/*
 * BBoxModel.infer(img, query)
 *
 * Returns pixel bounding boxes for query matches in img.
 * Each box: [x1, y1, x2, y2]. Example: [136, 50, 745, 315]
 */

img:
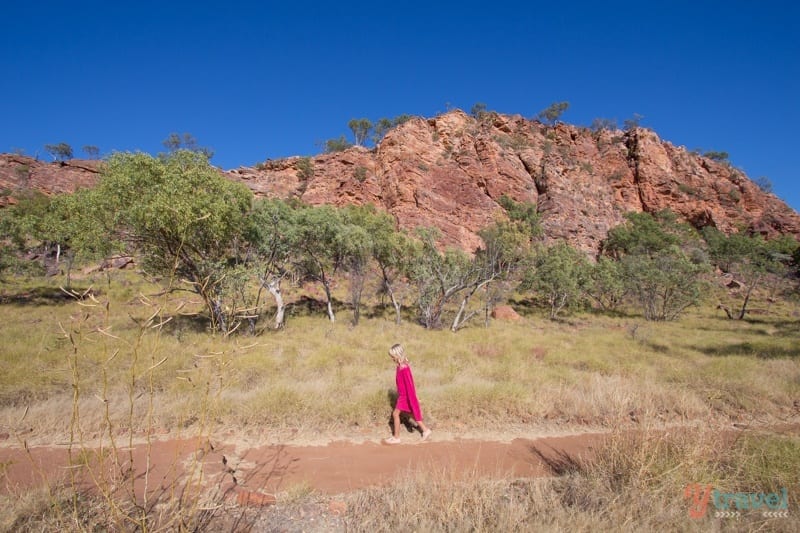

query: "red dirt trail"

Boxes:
[0, 433, 605, 500]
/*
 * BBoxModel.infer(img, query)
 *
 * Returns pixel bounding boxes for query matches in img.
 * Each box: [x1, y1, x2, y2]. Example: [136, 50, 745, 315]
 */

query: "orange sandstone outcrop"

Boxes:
[225, 111, 800, 254]
[3, 111, 798, 255]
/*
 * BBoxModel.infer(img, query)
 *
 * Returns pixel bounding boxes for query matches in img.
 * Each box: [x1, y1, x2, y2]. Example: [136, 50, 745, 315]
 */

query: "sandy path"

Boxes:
[0, 432, 605, 499]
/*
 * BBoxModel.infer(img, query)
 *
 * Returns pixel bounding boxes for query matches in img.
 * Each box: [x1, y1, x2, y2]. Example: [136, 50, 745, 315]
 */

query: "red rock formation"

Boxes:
[491, 305, 521, 321]
[0, 155, 100, 206]
[3, 111, 799, 255]
[226, 111, 800, 254]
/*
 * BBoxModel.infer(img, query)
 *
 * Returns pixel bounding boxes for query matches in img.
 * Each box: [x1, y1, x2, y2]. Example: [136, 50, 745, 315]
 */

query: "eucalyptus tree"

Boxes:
[82, 145, 100, 159]
[73, 150, 253, 332]
[498, 195, 543, 241]
[412, 233, 504, 331]
[522, 241, 590, 320]
[622, 250, 705, 321]
[370, 213, 418, 325]
[0, 191, 55, 277]
[44, 142, 73, 162]
[409, 228, 489, 330]
[370, 115, 414, 145]
[585, 256, 627, 312]
[162, 132, 214, 159]
[450, 218, 531, 330]
[292, 204, 346, 322]
[371, 118, 394, 145]
[347, 118, 373, 147]
[411, 196, 541, 331]
[333, 205, 379, 325]
[470, 102, 489, 120]
[245, 198, 298, 329]
[703, 227, 798, 319]
[324, 136, 352, 153]
[536, 101, 569, 125]
[603, 210, 708, 321]
[0, 188, 111, 283]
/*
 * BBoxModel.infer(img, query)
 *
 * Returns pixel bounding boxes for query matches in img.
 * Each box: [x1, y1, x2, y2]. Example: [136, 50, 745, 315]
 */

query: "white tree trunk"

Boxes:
[267, 279, 286, 329]
[323, 282, 336, 323]
[451, 279, 492, 332]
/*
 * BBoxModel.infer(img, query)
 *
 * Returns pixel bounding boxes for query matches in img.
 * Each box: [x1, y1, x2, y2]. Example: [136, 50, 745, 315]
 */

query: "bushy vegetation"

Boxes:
[1, 151, 798, 336]
[536, 101, 570, 125]
[43, 142, 73, 162]
[323, 114, 414, 152]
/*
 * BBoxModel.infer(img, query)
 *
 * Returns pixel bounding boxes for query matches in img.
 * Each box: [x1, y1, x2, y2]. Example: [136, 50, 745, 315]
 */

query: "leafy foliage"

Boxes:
[703, 227, 798, 319]
[324, 135, 353, 153]
[44, 142, 73, 162]
[754, 176, 773, 193]
[603, 211, 685, 258]
[522, 241, 589, 319]
[75, 150, 252, 331]
[82, 145, 100, 159]
[292, 204, 347, 322]
[296, 157, 314, 180]
[585, 256, 627, 312]
[161, 132, 214, 159]
[409, 228, 474, 329]
[590, 118, 618, 132]
[244, 198, 299, 329]
[0, 192, 51, 276]
[621, 250, 706, 321]
[348, 118, 373, 146]
[703, 150, 729, 162]
[470, 102, 489, 119]
[604, 210, 707, 320]
[623, 113, 644, 130]
[536, 101, 569, 125]
[497, 195, 543, 240]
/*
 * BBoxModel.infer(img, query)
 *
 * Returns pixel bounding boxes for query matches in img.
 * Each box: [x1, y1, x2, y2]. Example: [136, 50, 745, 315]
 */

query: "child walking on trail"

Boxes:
[385, 343, 432, 444]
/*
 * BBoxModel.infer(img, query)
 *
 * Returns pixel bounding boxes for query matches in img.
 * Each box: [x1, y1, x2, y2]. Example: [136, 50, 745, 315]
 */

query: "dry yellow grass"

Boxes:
[342, 427, 800, 532]
[1, 271, 799, 444]
[1, 270, 799, 529]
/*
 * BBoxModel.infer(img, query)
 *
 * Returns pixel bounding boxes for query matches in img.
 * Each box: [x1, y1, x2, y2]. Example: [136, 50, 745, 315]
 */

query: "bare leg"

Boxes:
[415, 418, 432, 440]
[392, 408, 402, 438]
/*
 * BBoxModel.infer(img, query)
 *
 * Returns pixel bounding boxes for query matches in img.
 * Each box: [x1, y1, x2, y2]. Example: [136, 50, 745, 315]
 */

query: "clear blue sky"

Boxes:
[2, 1, 798, 211]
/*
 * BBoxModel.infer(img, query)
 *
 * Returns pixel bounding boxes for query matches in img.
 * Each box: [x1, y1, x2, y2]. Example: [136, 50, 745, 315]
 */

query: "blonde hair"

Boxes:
[388, 343, 409, 364]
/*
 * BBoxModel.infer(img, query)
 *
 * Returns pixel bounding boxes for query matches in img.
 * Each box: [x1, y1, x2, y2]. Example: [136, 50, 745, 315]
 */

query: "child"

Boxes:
[384, 343, 432, 444]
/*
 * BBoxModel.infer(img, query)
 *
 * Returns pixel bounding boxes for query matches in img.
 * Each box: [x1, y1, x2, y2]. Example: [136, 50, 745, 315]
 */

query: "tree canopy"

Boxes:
[75, 150, 251, 330]
[536, 102, 569, 125]
[44, 142, 73, 162]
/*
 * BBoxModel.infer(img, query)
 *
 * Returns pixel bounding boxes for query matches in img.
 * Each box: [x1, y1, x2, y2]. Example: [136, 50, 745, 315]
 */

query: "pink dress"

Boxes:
[395, 364, 423, 421]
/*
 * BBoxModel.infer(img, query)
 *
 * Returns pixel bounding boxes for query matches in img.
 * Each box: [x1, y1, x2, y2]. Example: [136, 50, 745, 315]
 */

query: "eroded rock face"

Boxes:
[0, 155, 100, 206]
[3, 111, 799, 255]
[225, 111, 800, 254]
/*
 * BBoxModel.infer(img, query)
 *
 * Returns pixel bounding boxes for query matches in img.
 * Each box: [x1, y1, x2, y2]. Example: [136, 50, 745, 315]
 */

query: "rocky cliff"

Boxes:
[0, 155, 100, 207]
[3, 111, 799, 255]
[226, 111, 800, 254]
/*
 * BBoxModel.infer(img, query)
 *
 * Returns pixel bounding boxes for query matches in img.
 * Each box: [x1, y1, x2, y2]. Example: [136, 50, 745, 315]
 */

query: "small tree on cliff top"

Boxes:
[536, 102, 569, 125]
[348, 118, 373, 146]
[44, 142, 73, 162]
